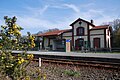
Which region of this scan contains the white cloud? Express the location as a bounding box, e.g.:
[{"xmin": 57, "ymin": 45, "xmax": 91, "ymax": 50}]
[
  {"xmin": 69, "ymin": 8, "xmax": 117, "ymax": 25},
  {"xmin": 17, "ymin": 7, "xmax": 115, "ymax": 34},
  {"xmin": 63, "ymin": 4, "xmax": 80, "ymax": 13},
  {"xmin": 17, "ymin": 16, "xmax": 71, "ymax": 30},
  {"xmin": 4, "ymin": 3, "xmax": 117, "ymax": 34},
  {"xmin": 95, "ymin": 15, "xmax": 115, "ymax": 25},
  {"xmin": 16, "ymin": 4, "xmax": 74, "ymax": 31},
  {"xmin": 18, "ymin": 17, "xmax": 55, "ymax": 29},
  {"xmin": 81, "ymin": 3, "xmax": 95, "ymax": 8},
  {"xmin": 0, "ymin": 20, "xmax": 2, "ymax": 24},
  {"xmin": 81, "ymin": 9, "xmax": 104, "ymax": 19},
  {"xmin": 0, "ymin": 19, "xmax": 6, "ymax": 25},
  {"xmin": 87, "ymin": 9, "xmax": 116, "ymax": 25},
  {"xmin": 50, "ymin": 5, "xmax": 65, "ymax": 9},
  {"xmin": 26, "ymin": 5, "xmax": 49, "ymax": 16},
  {"xmin": 0, "ymin": 1, "xmax": 119, "ymax": 35}
]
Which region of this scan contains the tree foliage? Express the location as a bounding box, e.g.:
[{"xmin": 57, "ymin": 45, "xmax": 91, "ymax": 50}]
[
  {"xmin": 36, "ymin": 28, "xmax": 59, "ymax": 35},
  {"xmin": 111, "ymin": 19, "xmax": 120, "ymax": 47},
  {"xmin": 111, "ymin": 19, "xmax": 120, "ymax": 32},
  {"xmin": 114, "ymin": 28, "xmax": 120, "ymax": 47}
]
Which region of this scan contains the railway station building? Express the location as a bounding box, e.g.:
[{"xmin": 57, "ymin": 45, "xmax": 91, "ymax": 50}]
[{"xmin": 37, "ymin": 18, "xmax": 112, "ymax": 51}]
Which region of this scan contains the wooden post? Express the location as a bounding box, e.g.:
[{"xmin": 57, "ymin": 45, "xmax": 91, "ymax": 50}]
[{"xmin": 39, "ymin": 58, "xmax": 41, "ymax": 67}]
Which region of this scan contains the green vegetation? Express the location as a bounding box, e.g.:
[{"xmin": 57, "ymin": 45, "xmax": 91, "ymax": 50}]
[
  {"xmin": 64, "ymin": 70, "xmax": 80, "ymax": 77},
  {"xmin": 0, "ymin": 16, "xmax": 45, "ymax": 80}
]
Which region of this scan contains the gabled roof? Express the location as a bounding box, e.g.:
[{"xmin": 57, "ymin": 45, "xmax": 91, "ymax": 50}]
[
  {"xmin": 37, "ymin": 29, "xmax": 71, "ymax": 37},
  {"xmin": 70, "ymin": 18, "xmax": 95, "ymax": 27},
  {"xmin": 90, "ymin": 25, "xmax": 109, "ymax": 30}
]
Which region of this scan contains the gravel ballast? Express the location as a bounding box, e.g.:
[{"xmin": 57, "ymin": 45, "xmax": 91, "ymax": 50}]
[
  {"xmin": 0, "ymin": 61, "xmax": 120, "ymax": 80},
  {"xmin": 40, "ymin": 62, "xmax": 120, "ymax": 80}
]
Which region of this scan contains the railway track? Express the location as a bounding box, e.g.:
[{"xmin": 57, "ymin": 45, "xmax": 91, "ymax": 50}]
[{"xmin": 33, "ymin": 57, "xmax": 120, "ymax": 70}]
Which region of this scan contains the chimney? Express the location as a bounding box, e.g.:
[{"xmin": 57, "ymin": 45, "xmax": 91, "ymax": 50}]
[{"xmin": 91, "ymin": 20, "xmax": 93, "ymax": 24}]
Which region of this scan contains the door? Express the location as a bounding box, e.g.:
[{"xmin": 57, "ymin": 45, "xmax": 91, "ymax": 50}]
[
  {"xmin": 75, "ymin": 38, "xmax": 84, "ymax": 50},
  {"xmin": 93, "ymin": 38, "xmax": 100, "ymax": 48}
]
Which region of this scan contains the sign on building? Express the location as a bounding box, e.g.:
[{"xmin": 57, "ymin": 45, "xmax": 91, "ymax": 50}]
[{"xmin": 66, "ymin": 39, "xmax": 71, "ymax": 52}]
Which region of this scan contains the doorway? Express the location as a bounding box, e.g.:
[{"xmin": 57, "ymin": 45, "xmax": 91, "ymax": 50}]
[
  {"xmin": 93, "ymin": 38, "xmax": 100, "ymax": 48},
  {"xmin": 75, "ymin": 38, "xmax": 84, "ymax": 50}
]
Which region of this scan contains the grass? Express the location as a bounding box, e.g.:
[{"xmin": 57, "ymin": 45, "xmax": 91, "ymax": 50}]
[{"xmin": 63, "ymin": 70, "xmax": 80, "ymax": 77}]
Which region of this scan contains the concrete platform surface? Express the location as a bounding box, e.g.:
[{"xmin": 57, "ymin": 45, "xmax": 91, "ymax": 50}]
[{"xmin": 12, "ymin": 51, "xmax": 120, "ymax": 59}]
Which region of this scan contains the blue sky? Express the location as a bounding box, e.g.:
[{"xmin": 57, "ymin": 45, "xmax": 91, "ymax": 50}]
[{"xmin": 0, "ymin": 0, "xmax": 120, "ymax": 35}]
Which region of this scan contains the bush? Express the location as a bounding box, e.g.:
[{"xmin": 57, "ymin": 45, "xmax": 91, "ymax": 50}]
[{"xmin": 0, "ymin": 16, "xmax": 36, "ymax": 80}]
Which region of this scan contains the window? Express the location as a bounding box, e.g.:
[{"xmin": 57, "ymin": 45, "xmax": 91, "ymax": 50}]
[
  {"xmin": 76, "ymin": 27, "xmax": 84, "ymax": 36},
  {"xmin": 107, "ymin": 30, "xmax": 109, "ymax": 36}
]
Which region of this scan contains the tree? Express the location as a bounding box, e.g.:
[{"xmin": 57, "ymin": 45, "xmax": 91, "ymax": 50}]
[
  {"xmin": 112, "ymin": 19, "xmax": 120, "ymax": 32},
  {"xmin": 42, "ymin": 28, "xmax": 59, "ymax": 33},
  {"xmin": 115, "ymin": 28, "xmax": 120, "ymax": 47},
  {"xmin": 110, "ymin": 19, "xmax": 120, "ymax": 47}
]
